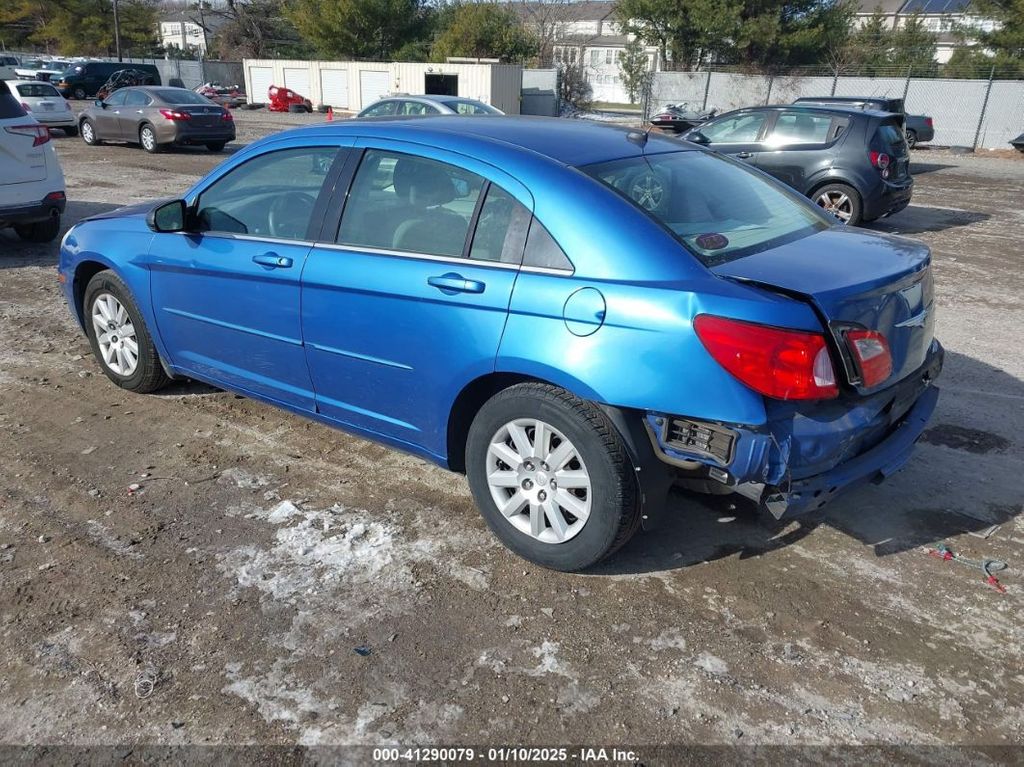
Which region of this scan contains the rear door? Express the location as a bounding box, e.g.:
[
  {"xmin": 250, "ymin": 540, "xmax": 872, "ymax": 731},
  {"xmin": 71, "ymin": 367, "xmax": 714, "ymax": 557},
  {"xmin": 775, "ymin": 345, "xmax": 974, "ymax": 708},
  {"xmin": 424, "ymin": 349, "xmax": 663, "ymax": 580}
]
[
  {"xmin": 148, "ymin": 141, "xmax": 351, "ymax": 410},
  {"xmin": 691, "ymin": 110, "xmax": 769, "ymax": 165},
  {"xmin": 300, "ymin": 142, "xmax": 532, "ymax": 453},
  {"xmin": 755, "ymin": 110, "xmax": 844, "ymax": 192}
]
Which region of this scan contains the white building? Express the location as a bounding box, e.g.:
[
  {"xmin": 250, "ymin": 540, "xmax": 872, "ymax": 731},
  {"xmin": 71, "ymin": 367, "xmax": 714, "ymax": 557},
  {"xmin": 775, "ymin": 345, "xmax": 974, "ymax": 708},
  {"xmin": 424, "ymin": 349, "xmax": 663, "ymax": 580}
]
[
  {"xmin": 158, "ymin": 10, "xmax": 220, "ymax": 55},
  {"xmin": 854, "ymin": 0, "xmax": 998, "ymax": 63}
]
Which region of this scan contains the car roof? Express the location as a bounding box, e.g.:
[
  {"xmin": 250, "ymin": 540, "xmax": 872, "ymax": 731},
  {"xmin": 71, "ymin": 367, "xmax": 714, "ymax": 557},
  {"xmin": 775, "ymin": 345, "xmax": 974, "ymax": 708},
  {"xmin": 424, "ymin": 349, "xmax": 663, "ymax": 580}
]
[
  {"xmin": 795, "ymin": 96, "xmax": 898, "ymax": 104},
  {"xmin": 730, "ymin": 104, "xmax": 895, "ymax": 119},
  {"xmin": 272, "ymin": 115, "xmax": 693, "ymax": 167},
  {"xmin": 379, "ymin": 95, "xmax": 485, "ymax": 104}
]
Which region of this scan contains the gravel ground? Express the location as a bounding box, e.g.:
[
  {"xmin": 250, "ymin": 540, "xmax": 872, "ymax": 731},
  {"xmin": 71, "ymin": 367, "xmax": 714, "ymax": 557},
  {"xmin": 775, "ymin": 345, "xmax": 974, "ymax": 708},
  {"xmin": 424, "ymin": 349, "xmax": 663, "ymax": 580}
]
[{"xmin": 0, "ymin": 111, "xmax": 1022, "ymax": 753}]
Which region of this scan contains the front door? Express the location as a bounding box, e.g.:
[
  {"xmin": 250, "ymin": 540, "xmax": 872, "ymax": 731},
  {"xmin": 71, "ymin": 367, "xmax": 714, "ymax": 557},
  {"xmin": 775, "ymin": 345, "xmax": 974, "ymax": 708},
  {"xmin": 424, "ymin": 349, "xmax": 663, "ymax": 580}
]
[
  {"xmin": 119, "ymin": 89, "xmax": 153, "ymax": 140},
  {"xmin": 301, "ymin": 143, "xmax": 533, "ymax": 456},
  {"xmin": 148, "ymin": 143, "xmax": 348, "ymax": 410},
  {"xmin": 93, "ymin": 89, "xmax": 127, "ymax": 140},
  {"xmin": 693, "ymin": 110, "xmax": 769, "ymax": 166}
]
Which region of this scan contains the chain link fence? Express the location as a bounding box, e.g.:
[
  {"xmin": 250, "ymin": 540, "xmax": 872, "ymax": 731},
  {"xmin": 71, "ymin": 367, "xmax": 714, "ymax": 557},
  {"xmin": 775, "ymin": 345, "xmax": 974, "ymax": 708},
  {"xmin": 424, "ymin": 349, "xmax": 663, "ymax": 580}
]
[{"xmin": 641, "ymin": 67, "xmax": 1023, "ymax": 150}]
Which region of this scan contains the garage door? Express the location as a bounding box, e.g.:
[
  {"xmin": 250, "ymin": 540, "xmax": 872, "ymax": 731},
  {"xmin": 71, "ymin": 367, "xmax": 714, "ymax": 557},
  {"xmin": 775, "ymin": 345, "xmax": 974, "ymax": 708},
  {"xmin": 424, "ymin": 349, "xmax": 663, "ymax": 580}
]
[
  {"xmin": 359, "ymin": 70, "xmax": 390, "ymax": 109},
  {"xmin": 283, "ymin": 67, "xmax": 311, "ymax": 100},
  {"xmin": 320, "ymin": 69, "xmax": 348, "ymax": 110},
  {"xmin": 249, "ymin": 66, "xmax": 273, "ymax": 103}
]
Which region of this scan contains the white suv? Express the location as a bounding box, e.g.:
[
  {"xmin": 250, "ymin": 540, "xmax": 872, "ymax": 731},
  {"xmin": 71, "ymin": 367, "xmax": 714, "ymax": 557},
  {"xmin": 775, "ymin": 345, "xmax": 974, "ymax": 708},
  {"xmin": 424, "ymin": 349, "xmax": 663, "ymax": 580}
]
[{"xmin": 0, "ymin": 81, "xmax": 66, "ymax": 242}]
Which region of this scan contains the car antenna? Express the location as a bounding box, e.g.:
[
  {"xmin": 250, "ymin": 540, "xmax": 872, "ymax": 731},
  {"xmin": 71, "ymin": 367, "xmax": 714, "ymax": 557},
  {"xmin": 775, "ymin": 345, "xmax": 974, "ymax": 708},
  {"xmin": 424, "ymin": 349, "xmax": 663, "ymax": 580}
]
[{"xmin": 626, "ymin": 126, "xmax": 649, "ymax": 150}]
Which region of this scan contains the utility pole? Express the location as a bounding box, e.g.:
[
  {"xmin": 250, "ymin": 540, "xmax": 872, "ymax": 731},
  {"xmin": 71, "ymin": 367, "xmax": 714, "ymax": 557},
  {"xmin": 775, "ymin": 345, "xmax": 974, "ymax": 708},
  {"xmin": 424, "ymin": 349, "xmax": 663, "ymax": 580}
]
[{"xmin": 113, "ymin": 0, "xmax": 123, "ymax": 61}]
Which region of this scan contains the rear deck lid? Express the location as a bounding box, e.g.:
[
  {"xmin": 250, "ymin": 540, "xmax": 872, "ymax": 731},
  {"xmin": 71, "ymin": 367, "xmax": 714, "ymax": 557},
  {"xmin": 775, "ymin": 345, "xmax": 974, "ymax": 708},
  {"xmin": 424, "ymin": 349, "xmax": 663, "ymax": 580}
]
[{"xmin": 713, "ymin": 227, "xmax": 935, "ymax": 392}]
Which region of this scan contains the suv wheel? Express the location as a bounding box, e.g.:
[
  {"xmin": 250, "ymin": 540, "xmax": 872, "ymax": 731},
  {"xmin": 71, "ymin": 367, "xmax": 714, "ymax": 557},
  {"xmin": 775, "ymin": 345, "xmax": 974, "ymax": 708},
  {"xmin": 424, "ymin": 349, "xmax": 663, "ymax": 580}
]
[
  {"xmin": 906, "ymin": 129, "xmax": 918, "ymax": 149},
  {"xmin": 814, "ymin": 183, "xmax": 862, "ymax": 226},
  {"xmin": 139, "ymin": 124, "xmax": 160, "ymax": 153},
  {"xmin": 83, "ymin": 271, "xmax": 170, "ymax": 393},
  {"xmin": 14, "ymin": 215, "xmax": 61, "ymax": 243},
  {"xmin": 465, "ymin": 383, "xmax": 641, "ymax": 571},
  {"xmin": 73, "ymin": 87, "xmax": 87, "ymax": 100},
  {"xmin": 80, "ymin": 119, "xmax": 100, "ymax": 145}
]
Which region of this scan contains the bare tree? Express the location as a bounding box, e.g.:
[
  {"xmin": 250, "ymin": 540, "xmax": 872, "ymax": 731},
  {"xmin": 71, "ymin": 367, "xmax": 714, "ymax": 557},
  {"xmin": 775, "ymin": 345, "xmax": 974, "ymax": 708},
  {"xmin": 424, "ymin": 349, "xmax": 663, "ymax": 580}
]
[{"xmin": 514, "ymin": 0, "xmax": 578, "ymax": 67}]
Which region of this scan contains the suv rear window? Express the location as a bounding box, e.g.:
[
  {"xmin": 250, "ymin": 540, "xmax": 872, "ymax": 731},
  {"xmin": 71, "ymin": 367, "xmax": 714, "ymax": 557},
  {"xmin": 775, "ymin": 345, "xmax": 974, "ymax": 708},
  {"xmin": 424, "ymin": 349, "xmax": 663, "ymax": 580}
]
[
  {"xmin": 584, "ymin": 151, "xmax": 828, "ymax": 265},
  {"xmin": 0, "ymin": 83, "xmax": 28, "ymax": 119},
  {"xmin": 875, "ymin": 123, "xmax": 908, "ymax": 153}
]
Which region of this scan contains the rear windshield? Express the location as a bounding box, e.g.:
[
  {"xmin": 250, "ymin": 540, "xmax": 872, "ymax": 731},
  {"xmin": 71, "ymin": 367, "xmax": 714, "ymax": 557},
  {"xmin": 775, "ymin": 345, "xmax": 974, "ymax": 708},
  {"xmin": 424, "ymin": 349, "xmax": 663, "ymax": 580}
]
[
  {"xmin": 0, "ymin": 83, "xmax": 28, "ymax": 119},
  {"xmin": 442, "ymin": 99, "xmax": 501, "ymax": 115},
  {"xmin": 16, "ymin": 83, "xmax": 61, "ymax": 98},
  {"xmin": 876, "ymin": 122, "xmax": 908, "ymax": 152},
  {"xmin": 153, "ymin": 89, "xmax": 212, "ymax": 105},
  {"xmin": 584, "ymin": 151, "xmax": 829, "ymax": 265}
]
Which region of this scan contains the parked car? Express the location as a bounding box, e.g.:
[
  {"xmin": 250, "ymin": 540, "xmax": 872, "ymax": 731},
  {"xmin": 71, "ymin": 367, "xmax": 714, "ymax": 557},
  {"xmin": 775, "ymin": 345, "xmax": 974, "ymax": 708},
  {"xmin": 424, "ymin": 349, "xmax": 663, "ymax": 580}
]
[
  {"xmin": 55, "ymin": 61, "xmax": 161, "ymax": 100},
  {"xmin": 267, "ymin": 85, "xmax": 312, "ymax": 113},
  {"xmin": 79, "ymin": 86, "xmax": 235, "ymax": 153},
  {"xmin": 95, "ymin": 68, "xmax": 158, "ymax": 100},
  {"xmin": 0, "ymin": 54, "xmax": 20, "ymax": 80},
  {"xmin": 650, "ymin": 103, "xmax": 716, "ymax": 133},
  {"xmin": 14, "ymin": 59, "xmax": 71, "ymax": 81},
  {"xmin": 58, "ymin": 117, "xmax": 942, "ymax": 571},
  {"xmin": 358, "ymin": 95, "xmax": 504, "ymax": 117},
  {"xmin": 683, "ymin": 104, "xmax": 913, "ymax": 226},
  {"xmin": 11, "ymin": 80, "xmax": 77, "ymax": 135},
  {"xmin": 1011, "ymin": 132, "xmax": 1024, "ymax": 152},
  {"xmin": 195, "ymin": 82, "xmax": 246, "ymax": 109},
  {"xmin": 793, "ymin": 96, "xmax": 935, "ymax": 148},
  {"xmin": 0, "ymin": 82, "xmax": 66, "ymax": 242}
]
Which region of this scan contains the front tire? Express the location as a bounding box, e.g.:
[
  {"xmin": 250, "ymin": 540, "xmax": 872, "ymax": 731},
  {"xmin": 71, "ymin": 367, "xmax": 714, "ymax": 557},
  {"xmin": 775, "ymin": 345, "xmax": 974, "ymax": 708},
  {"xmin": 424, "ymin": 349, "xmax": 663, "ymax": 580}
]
[
  {"xmin": 73, "ymin": 87, "xmax": 87, "ymax": 100},
  {"xmin": 139, "ymin": 124, "xmax": 161, "ymax": 153},
  {"xmin": 83, "ymin": 271, "xmax": 169, "ymax": 393},
  {"xmin": 465, "ymin": 383, "xmax": 641, "ymax": 571},
  {"xmin": 814, "ymin": 183, "xmax": 862, "ymax": 226},
  {"xmin": 80, "ymin": 119, "xmax": 100, "ymax": 145},
  {"xmin": 14, "ymin": 215, "xmax": 61, "ymax": 243}
]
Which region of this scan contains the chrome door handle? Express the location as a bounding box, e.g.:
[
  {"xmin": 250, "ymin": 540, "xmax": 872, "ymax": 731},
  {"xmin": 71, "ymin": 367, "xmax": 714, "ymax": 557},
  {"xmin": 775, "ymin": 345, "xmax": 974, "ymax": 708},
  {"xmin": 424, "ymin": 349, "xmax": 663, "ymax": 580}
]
[
  {"xmin": 736, "ymin": 151, "xmax": 752, "ymax": 159},
  {"xmin": 252, "ymin": 253, "xmax": 293, "ymax": 268},
  {"xmin": 428, "ymin": 273, "xmax": 485, "ymax": 294}
]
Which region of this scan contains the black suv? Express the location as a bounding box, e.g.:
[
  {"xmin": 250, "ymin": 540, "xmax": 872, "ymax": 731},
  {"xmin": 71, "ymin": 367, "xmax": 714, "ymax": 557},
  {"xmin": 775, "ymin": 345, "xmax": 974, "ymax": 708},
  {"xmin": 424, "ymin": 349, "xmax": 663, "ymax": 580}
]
[{"xmin": 683, "ymin": 105, "xmax": 912, "ymax": 226}]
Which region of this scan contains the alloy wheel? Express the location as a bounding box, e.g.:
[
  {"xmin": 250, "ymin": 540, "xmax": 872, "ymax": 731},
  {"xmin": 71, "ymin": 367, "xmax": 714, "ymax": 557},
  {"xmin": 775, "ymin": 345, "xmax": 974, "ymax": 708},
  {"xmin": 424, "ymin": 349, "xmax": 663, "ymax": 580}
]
[
  {"xmin": 629, "ymin": 172, "xmax": 666, "ymax": 211},
  {"xmin": 81, "ymin": 121, "xmax": 94, "ymax": 144},
  {"xmin": 141, "ymin": 126, "xmax": 156, "ymax": 151},
  {"xmin": 91, "ymin": 293, "xmax": 139, "ymax": 376},
  {"xmin": 816, "ymin": 190, "xmax": 853, "ymax": 223},
  {"xmin": 486, "ymin": 418, "xmax": 592, "ymax": 544}
]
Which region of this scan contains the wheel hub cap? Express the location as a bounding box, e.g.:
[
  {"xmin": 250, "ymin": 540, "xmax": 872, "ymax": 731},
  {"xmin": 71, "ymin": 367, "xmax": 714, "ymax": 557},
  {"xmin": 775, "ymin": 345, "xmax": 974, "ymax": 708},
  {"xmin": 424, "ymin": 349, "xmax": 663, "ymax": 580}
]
[
  {"xmin": 486, "ymin": 418, "xmax": 592, "ymax": 544},
  {"xmin": 91, "ymin": 293, "xmax": 139, "ymax": 376}
]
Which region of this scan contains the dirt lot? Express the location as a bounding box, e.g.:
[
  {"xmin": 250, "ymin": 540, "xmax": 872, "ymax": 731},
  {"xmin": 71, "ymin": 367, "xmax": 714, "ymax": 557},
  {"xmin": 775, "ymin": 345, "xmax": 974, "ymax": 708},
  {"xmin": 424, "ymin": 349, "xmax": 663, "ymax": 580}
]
[{"xmin": 1, "ymin": 111, "xmax": 1022, "ymax": 753}]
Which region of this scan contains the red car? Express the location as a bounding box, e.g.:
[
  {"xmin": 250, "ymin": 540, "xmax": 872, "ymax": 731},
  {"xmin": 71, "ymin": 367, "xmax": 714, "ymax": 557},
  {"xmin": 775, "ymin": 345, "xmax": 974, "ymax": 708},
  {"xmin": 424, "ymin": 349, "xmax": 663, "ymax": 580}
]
[{"xmin": 267, "ymin": 85, "xmax": 312, "ymax": 113}]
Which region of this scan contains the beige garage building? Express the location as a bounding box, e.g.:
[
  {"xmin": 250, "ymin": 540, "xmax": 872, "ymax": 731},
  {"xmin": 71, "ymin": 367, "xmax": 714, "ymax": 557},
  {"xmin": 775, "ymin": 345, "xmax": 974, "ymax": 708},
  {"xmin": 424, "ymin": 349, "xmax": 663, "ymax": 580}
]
[{"xmin": 243, "ymin": 59, "xmax": 523, "ymax": 115}]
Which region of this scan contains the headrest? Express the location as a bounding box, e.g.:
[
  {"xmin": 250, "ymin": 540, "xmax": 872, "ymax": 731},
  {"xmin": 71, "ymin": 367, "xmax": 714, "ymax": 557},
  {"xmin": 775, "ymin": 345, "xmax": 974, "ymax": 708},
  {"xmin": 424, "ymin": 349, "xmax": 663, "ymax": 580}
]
[{"xmin": 393, "ymin": 158, "xmax": 456, "ymax": 207}]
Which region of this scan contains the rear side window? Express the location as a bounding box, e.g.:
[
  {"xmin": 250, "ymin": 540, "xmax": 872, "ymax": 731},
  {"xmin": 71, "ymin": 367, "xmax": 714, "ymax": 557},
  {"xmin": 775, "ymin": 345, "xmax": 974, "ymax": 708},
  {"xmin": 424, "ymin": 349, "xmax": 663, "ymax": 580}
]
[
  {"xmin": 468, "ymin": 185, "xmax": 531, "ymax": 264},
  {"xmin": 523, "ymin": 219, "xmax": 573, "ymax": 271},
  {"xmin": 769, "ymin": 112, "xmax": 833, "ymax": 145},
  {"xmin": 0, "ymin": 83, "xmax": 27, "ymax": 118}
]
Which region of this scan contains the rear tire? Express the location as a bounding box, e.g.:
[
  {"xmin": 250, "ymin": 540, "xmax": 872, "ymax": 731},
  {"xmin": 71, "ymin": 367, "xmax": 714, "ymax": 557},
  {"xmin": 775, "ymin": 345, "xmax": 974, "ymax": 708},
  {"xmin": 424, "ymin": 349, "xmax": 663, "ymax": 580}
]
[
  {"xmin": 813, "ymin": 183, "xmax": 862, "ymax": 226},
  {"xmin": 80, "ymin": 119, "xmax": 100, "ymax": 145},
  {"xmin": 83, "ymin": 271, "xmax": 170, "ymax": 394},
  {"xmin": 14, "ymin": 216, "xmax": 61, "ymax": 243},
  {"xmin": 206, "ymin": 141, "xmax": 226, "ymax": 152},
  {"xmin": 139, "ymin": 124, "xmax": 161, "ymax": 153},
  {"xmin": 465, "ymin": 383, "xmax": 641, "ymax": 571},
  {"xmin": 906, "ymin": 129, "xmax": 918, "ymax": 149}
]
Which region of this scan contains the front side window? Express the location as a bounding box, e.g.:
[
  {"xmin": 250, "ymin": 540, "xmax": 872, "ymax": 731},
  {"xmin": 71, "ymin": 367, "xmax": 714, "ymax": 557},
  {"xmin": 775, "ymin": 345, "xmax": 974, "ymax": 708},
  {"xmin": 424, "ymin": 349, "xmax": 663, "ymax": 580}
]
[
  {"xmin": 768, "ymin": 112, "xmax": 833, "ymax": 146},
  {"xmin": 584, "ymin": 151, "xmax": 828, "ymax": 265},
  {"xmin": 124, "ymin": 90, "xmax": 152, "ymax": 107},
  {"xmin": 698, "ymin": 113, "xmax": 766, "ymax": 144},
  {"xmin": 104, "ymin": 90, "xmax": 128, "ymax": 107},
  {"xmin": 339, "ymin": 149, "xmax": 484, "ymax": 257},
  {"xmin": 195, "ymin": 147, "xmax": 340, "ymax": 240}
]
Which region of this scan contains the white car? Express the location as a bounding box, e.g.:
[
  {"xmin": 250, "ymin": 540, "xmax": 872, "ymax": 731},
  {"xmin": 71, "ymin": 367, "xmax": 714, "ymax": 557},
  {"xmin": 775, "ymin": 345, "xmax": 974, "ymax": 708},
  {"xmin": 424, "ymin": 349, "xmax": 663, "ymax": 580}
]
[
  {"xmin": 0, "ymin": 82, "xmax": 66, "ymax": 243},
  {"xmin": 11, "ymin": 80, "xmax": 77, "ymax": 135},
  {"xmin": 0, "ymin": 54, "xmax": 20, "ymax": 80},
  {"xmin": 14, "ymin": 59, "xmax": 71, "ymax": 82}
]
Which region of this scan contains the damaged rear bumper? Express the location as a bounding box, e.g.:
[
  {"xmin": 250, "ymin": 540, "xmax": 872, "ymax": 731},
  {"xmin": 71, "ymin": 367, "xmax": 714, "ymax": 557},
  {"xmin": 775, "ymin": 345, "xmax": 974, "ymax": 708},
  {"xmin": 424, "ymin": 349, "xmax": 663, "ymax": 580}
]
[{"xmin": 646, "ymin": 340, "xmax": 943, "ymax": 519}]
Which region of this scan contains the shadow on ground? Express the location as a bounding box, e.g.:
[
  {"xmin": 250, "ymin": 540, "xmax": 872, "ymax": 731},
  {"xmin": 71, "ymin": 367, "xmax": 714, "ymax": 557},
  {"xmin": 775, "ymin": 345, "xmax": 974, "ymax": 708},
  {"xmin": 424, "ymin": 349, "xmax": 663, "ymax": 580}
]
[
  {"xmin": 867, "ymin": 205, "xmax": 989, "ymax": 235},
  {"xmin": 0, "ymin": 202, "xmax": 121, "ymax": 269},
  {"xmin": 599, "ymin": 349, "xmax": 1022, "ymax": 575}
]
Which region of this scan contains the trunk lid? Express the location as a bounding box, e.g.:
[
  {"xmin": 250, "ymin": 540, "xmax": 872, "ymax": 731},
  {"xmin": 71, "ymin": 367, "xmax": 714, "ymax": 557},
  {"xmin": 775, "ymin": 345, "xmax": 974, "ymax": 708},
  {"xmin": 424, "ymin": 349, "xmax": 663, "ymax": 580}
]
[
  {"xmin": 712, "ymin": 227, "xmax": 935, "ymax": 393},
  {"xmin": 179, "ymin": 104, "xmax": 223, "ymax": 127}
]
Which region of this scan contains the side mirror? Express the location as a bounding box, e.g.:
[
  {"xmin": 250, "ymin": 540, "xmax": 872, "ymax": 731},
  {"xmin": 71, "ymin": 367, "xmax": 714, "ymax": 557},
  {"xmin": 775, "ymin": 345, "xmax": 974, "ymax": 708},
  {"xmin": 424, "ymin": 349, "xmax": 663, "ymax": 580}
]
[
  {"xmin": 687, "ymin": 130, "xmax": 710, "ymax": 145},
  {"xmin": 147, "ymin": 199, "xmax": 187, "ymax": 233},
  {"xmin": 94, "ymin": 99, "xmax": 105, "ymax": 108}
]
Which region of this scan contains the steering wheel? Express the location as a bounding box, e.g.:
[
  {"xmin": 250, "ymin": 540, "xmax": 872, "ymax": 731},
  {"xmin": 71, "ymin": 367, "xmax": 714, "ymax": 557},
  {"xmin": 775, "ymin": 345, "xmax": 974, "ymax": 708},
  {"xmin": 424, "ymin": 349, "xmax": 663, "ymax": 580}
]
[{"xmin": 268, "ymin": 192, "xmax": 316, "ymax": 239}]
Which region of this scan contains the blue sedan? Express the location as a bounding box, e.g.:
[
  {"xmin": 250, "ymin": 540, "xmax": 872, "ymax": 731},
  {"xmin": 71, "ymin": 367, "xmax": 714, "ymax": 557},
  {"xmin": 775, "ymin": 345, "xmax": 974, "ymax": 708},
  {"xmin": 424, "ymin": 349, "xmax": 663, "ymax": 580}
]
[{"xmin": 58, "ymin": 117, "xmax": 942, "ymax": 571}]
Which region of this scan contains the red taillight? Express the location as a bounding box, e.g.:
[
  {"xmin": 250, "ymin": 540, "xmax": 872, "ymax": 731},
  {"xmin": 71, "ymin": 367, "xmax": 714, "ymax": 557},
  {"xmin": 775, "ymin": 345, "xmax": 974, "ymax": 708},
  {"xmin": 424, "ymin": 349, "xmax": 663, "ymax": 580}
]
[
  {"xmin": 221, "ymin": 110, "xmax": 233, "ymax": 121},
  {"xmin": 4, "ymin": 124, "xmax": 50, "ymax": 146},
  {"xmin": 159, "ymin": 108, "xmax": 191, "ymax": 121},
  {"xmin": 21, "ymin": 101, "xmax": 31, "ymax": 111},
  {"xmin": 694, "ymin": 315, "xmax": 839, "ymax": 400},
  {"xmin": 925, "ymin": 117, "xmax": 933, "ymax": 127},
  {"xmin": 870, "ymin": 151, "xmax": 890, "ymax": 169},
  {"xmin": 45, "ymin": 191, "xmax": 66, "ymax": 201},
  {"xmin": 845, "ymin": 329, "xmax": 893, "ymax": 388}
]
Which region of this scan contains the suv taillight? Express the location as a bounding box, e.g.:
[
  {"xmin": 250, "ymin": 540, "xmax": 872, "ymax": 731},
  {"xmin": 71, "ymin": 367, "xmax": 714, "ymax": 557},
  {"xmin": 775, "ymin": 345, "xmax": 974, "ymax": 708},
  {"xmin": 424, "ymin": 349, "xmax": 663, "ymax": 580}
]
[
  {"xmin": 845, "ymin": 329, "xmax": 893, "ymax": 388},
  {"xmin": 870, "ymin": 151, "xmax": 890, "ymax": 169},
  {"xmin": 4, "ymin": 124, "xmax": 50, "ymax": 146},
  {"xmin": 694, "ymin": 315, "xmax": 839, "ymax": 400}
]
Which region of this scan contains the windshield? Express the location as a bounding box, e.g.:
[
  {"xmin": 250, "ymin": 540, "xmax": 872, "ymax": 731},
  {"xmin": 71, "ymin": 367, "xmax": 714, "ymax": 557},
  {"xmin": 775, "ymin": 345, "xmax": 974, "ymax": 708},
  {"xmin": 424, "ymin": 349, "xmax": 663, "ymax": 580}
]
[
  {"xmin": 583, "ymin": 150, "xmax": 829, "ymax": 265},
  {"xmin": 155, "ymin": 89, "xmax": 212, "ymax": 105}
]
